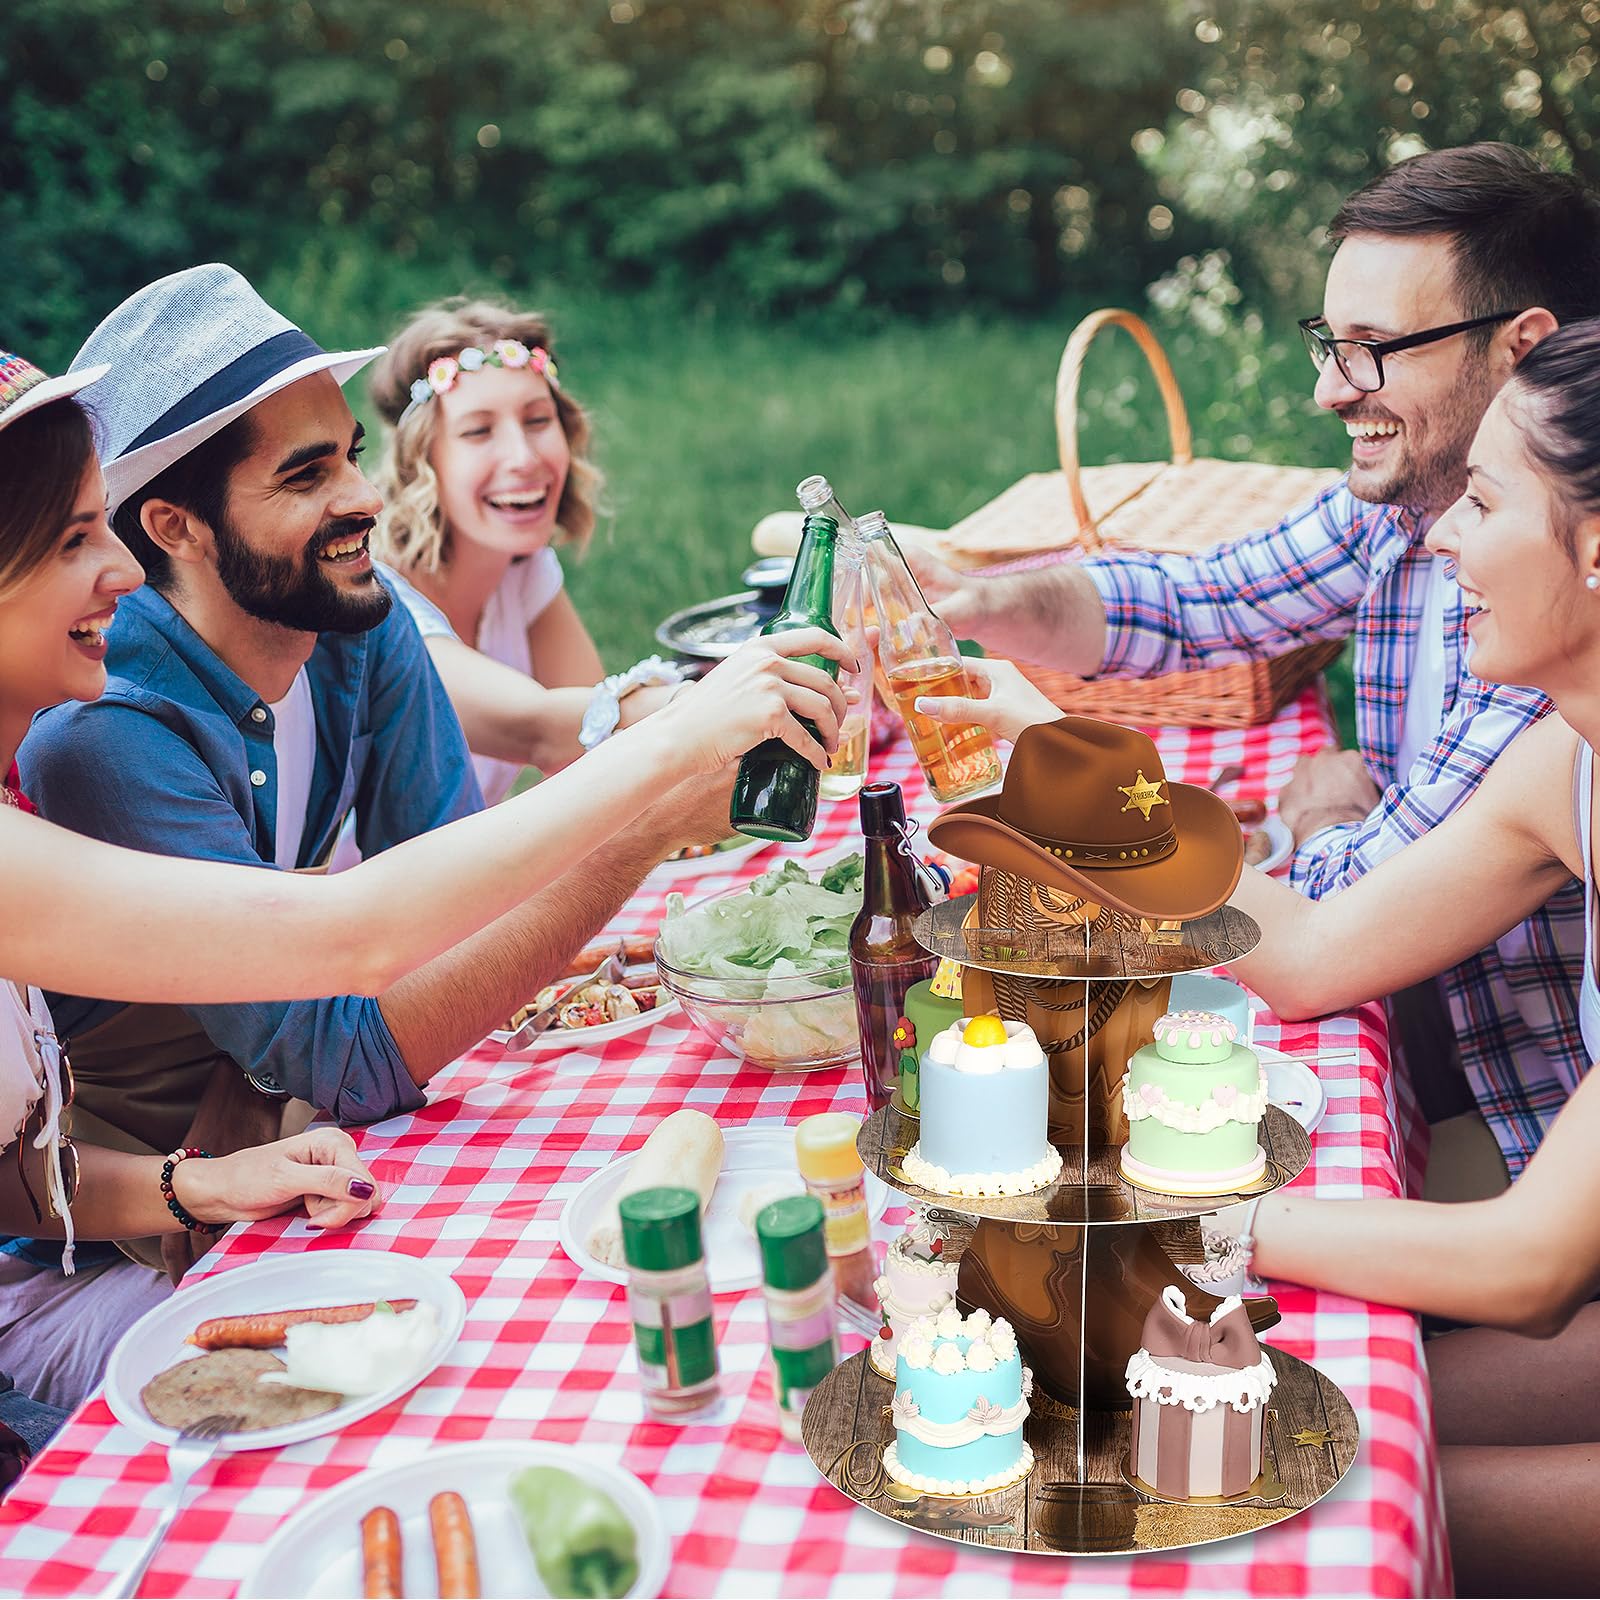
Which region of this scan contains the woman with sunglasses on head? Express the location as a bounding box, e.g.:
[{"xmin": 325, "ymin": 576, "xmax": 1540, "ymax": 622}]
[
  {"xmin": 911, "ymin": 319, "xmax": 1600, "ymax": 1594},
  {"xmin": 0, "ymin": 352, "xmax": 852, "ymax": 1429},
  {"xmin": 366, "ymin": 300, "xmax": 683, "ymax": 805}
]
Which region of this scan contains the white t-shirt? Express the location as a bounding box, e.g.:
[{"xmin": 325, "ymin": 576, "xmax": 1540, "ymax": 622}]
[
  {"xmin": 387, "ymin": 549, "xmax": 566, "ymax": 804},
  {"xmin": 1394, "ymin": 553, "xmax": 1449, "ymax": 782},
  {"xmin": 270, "ymin": 667, "xmax": 316, "ymax": 869}
]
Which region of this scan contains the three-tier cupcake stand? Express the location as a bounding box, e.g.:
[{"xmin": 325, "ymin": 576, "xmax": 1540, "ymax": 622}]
[{"xmin": 801, "ymin": 892, "xmax": 1359, "ymax": 1556}]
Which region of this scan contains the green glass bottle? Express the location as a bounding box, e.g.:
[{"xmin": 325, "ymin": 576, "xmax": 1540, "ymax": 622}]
[{"xmin": 729, "ymin": 510, "xmax": 842, "ymax": 842}]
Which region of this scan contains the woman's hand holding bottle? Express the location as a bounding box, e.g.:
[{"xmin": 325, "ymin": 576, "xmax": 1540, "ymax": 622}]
[{"xmin": 910, "ymin": 655, "xmax": 1061, "ymax": 745}]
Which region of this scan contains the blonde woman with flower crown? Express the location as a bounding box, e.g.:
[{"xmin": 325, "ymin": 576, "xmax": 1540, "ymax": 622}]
[{"xmin": 370, "ymin": 300, "xmax": 679, "ymax": 805}]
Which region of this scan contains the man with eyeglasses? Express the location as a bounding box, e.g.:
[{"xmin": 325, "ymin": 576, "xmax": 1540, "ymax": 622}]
[{"xmin": 908, "ymin": 142, "xmax": 1600, "ymax": 1191}]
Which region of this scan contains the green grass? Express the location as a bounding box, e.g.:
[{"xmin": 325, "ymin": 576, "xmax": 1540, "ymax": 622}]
[{"xmin": 261, "ymin": 254, "xmax": 1358, "ymax": 739}]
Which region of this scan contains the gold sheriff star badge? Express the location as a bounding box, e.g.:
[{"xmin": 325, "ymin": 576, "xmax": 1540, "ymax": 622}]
[
  {"xmin": 1117, "ymin": 770, "xmax": 1169, "ymax": 821},
  {"xmin": 1289, "ymin": 1427, "xmax": 1335, "ymax": 1447}
]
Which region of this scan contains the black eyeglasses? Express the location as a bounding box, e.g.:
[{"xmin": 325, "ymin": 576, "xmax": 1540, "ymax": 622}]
[{"xmin": 1298, "ymin": 310, "xmax": 1524, "ymax": 393}]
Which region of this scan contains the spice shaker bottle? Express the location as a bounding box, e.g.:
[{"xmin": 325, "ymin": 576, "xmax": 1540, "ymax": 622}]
[
  {"xmin": 794, "ymin": 1112, "xmax": 879, "ymax": 1329},
  {"xmin": 756, "ymin": 1194, "xmax": 838, "ymax": 1442},
  {"xmin": 619, "ymin": 1187, "xmax": 722, "ymax": 1418}
]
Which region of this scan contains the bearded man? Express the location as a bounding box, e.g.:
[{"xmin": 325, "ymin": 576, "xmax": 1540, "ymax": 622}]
[
  {"xmin": 910, "ymin": 144, "xmax": 1600, "ymax": 1188},
  {"xmin": 15, "ymin": 265, "xmax": 727, "ymax": 1269}
]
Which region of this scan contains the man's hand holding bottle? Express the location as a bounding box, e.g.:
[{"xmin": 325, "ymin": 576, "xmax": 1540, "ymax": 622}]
[{"xmin": 659, "ymin": 630, "xmax": 860, "ymax": 776}]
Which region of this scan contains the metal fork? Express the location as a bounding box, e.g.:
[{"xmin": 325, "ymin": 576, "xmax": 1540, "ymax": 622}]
[{"xmin": 105, "ymin": 1413, "xmax": 240, "ymax": 1599}]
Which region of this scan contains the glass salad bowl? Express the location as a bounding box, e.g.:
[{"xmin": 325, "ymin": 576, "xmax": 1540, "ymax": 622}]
[{"xmin": 652, "ymin": 867, "xmax": 863, "ymax": 1073}]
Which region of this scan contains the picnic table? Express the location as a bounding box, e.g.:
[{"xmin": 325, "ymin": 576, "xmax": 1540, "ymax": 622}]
[{"xmin": 0, "ymin": 686, "xmax": 1450, "ymax": 1597}]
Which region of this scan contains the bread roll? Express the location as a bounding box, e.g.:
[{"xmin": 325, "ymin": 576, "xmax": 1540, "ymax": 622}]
[{"xmin": 587, "ymin": 1109, "xmax": 725, "ymax": 1267}]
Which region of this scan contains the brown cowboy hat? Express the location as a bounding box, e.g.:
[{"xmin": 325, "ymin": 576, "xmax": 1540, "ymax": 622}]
[{"xmin": 926, "ymin": 716, "xmax": 1242, "ymax": 920}]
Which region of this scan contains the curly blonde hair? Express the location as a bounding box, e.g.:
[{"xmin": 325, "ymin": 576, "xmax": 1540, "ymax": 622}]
[{"xmin": 369, "ymin": 299, "xmax": 603, "ymax": 576}]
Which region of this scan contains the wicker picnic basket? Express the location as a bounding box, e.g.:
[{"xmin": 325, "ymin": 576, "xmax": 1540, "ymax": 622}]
[{"xmin": 941, "ymin": 308, "xmax": 1344, "ymax": 729}]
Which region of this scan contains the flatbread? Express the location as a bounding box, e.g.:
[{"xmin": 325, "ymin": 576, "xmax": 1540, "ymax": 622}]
[{"xmin": 140, "ymin": 1348, "xmax": 340, "ymax": 1432}]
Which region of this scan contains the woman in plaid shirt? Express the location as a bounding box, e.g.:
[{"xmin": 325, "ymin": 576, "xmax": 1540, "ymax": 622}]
[
  {"xmin": 944, "ymin": 319, "xmax": 1600, "ymax": 1596},
  {"xmin": 915, "ymin": 143, "xmax": 1600, "ymax": 1189}
]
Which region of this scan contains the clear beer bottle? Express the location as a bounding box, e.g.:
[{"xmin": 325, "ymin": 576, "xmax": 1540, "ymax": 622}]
[
  {"xmin": 859, "ymin": 509, "xmax": 1002, "ymax": 804},
  {"xmin": 819, "ymin": 533, "xmax": 871, "ymax": 802}
]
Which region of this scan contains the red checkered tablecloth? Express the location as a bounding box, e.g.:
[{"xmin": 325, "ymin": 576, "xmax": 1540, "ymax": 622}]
[{"xmin": 0, "ymin": 687, "xmax": 1451, "ymax": 1597}]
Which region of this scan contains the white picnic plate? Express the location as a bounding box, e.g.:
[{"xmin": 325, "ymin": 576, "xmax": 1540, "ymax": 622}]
[
  {"xmin": 488, "ymin": 969, "xmax": 679, "ymax": 1057},
  {"xmin": 1257, "ymin": 1045, "xmax": 1329, "ymax": 1134},
  {"xmin": 105, "ymin": 1250, "xmax": 466, "ymax": 1452},
  {"xmin": 646, "ymin": 833, "xmax": 772, "ymax": 881},
  {"xmin": 559, "ymin": 1123, "xmax": 890, "ymax": 1293},
  {"xmin": 1248, "ymin": 813, "xmax": 1295, "ymax": 875},
  {"xmin": 237, "ymin": 1440, "xmax": 669, "ymax": 1599}
]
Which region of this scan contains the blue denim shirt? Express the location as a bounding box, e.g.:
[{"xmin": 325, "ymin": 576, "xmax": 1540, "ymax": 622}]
[{"xmin": 17, "ymin": 574, "xmax": 484, "ymax": 1125}]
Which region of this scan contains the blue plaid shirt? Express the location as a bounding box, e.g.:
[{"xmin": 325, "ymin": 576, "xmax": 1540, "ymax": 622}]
[{"xmin": 1083, "ymin": 478, "xmax": 1587, "ymax": 1177}]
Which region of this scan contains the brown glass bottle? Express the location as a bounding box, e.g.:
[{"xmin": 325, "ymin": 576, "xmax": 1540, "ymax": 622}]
[{"xmin": 848, "ymin": 782, "xmax": 937, "ymax": 1112}]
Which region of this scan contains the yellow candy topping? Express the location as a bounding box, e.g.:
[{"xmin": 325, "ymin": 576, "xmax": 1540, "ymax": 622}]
[{"xmin": 961, "ymin": 1014, "xmax": 1008, "ymax": 1048}]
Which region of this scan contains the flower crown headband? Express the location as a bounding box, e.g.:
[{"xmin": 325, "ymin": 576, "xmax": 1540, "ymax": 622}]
[{"xmin": 400, "ymin": 339, "xmax": 561, "ymax": 424}]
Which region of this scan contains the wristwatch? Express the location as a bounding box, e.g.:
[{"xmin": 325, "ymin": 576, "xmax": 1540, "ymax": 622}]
[{"xmin": 578, "ymin": 655, "xmax": 686, "ymax": 750}]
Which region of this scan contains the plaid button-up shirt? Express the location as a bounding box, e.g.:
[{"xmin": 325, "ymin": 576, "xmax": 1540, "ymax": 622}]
[{"xmin": 1082, "ymin": 477, "xmax": 1587, "ymax": 1177}]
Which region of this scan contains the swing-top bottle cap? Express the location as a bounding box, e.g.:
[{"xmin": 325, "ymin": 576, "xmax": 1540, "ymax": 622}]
[{"xmin": 859, "ymin": 781, "xmax": 907, "ymax": 837}]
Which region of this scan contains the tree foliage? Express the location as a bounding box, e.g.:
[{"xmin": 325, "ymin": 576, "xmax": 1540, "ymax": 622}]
[
  {"xmin": 1149, "ymin": 0, "xmax": 1600, "ymax": 303},
  {"xmin": 4, "ymin": 0, "xmax": 1596, "ymax": 368}
]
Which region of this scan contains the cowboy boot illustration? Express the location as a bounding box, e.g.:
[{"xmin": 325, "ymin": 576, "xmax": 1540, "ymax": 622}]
[{"xmin": 955, "ymin": 1218, "xmax": 1279, "ymax": 1410}]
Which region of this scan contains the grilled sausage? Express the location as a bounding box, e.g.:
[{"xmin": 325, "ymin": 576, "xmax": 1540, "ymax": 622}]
[
  {"xmin": 429, "ymin": 1492, "xmax": 481, "ymax": 1598},
  {"xmin": 188, "ymin": 1301, "xmax": 418, "ymax": 1350},
  {"xmin": 361, "ymin": 1506, "xmax": 403, "ymax": 1599}
]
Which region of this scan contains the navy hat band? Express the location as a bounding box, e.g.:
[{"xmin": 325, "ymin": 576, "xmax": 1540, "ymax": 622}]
[{"xmin": 126, "ymin": 328, "xmax": 326, "ymax": 454}]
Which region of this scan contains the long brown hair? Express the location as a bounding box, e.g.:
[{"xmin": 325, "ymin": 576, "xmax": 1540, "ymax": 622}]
[
  {"xmin": 369, "ymin": 299, "xmax": 603, "ymax": 575},
  {"xmin": 0, "ymin": 399, "xmax": 98, "ymax": 601},
  {"xmin": 1505, "ymin": 317, "xmax": 1600, "ymax": 562}
]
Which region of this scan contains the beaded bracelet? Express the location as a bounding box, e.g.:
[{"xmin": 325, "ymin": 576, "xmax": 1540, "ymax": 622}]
[{"xmin": 160, "ymin": 1147, "xmax": 224, "ymax": 1235}]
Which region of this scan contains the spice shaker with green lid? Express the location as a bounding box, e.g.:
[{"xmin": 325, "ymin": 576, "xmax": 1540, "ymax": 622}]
[
  {"xmin": 619, "ymin": 1187, "xmax": 721, "ymax": 1418},
  {"xmin": 755, "ymin": 1194, "xmax": 838, "ymax": 1441}
]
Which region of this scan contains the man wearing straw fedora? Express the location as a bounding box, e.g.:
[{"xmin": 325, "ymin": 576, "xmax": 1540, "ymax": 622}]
[
  {"xmin": 14, "ymin": 265, "xmax": 732, "ymax": 1269},
  {"xmin": 909, "ymin": 142, "xmax": 1600, "ymax": 1195}
]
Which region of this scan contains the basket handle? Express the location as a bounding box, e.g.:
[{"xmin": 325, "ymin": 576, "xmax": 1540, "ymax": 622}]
[{"xmin": 1055, "ymin": 308, "xmax": 1194, "ymax": 551}]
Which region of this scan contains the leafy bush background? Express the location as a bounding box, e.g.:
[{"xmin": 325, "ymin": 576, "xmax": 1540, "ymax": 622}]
[{"xmin": 9, "ymin": 0, "xmax": 1594, "ymax": 368}]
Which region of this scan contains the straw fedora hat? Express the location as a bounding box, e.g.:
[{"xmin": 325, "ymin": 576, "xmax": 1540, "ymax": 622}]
[
  {"xmin": 927, "ymin": 715, "xmax": 1243, "ymax": 921},
  {"xmin": 67, "ymin": 263, "xmax": 385, "ymax": 513},
  {"xmin": 0, "ymin": 352, "xmax": 109, "ymax": 435}
]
